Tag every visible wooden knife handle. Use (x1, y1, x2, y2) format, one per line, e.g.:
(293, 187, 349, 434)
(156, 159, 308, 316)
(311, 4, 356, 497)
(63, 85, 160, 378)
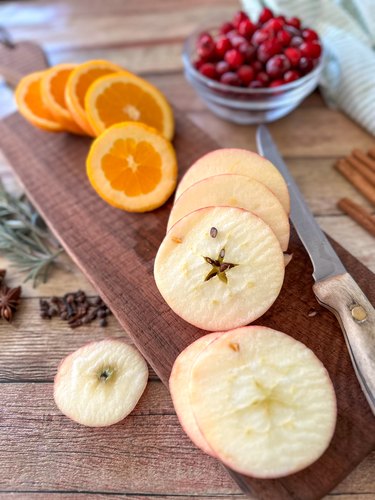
(313, 273, 375, 415)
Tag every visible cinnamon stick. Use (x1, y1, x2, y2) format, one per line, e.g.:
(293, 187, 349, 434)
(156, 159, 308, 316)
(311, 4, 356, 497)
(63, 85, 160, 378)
(346, 156, 375, 186)
(337, 198, 375, 237)
(352, 149, 375, 175)
(368, 147, 375, 161)
(335, 160, 375, 206)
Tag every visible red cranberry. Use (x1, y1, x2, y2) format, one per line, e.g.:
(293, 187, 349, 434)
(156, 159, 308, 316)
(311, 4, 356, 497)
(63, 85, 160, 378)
(291, 36, 303, 47)
(249, 80, 264, 88)
(276, 15, 286, 25)
(263, 18, 284, 33)
(237, 65, 254, 85)
(256, 71, 270, 86)
(284, 70, 300, 83)
(216, 60, 230, 76)
(269, 79, 285, 87)
(230, 35, 247, 48)
(266, 54, 291, 78)
(197, 32, 212, 45)
(259, 7, 273, 24)
(220, 22, 234, 35)
(284, 25, 301, 37)
(238, 18, 255, 38)
(287, 17, 301, 29)
(251, 29, 270, 46)
(199, 62, 217, 79)
(300, 41, 322, 59)
(224, 48, 245, 68)
(220, 71, 241, 86)
(252, 60, 263, 73)
(302, 29, 318, 42)
(257, 39, 282, 63)
(197, 34, 216, 60)
(233, 11, 248, 29)
(194, 59, 204, 70)
(284, 47, 301, 67)
(277, 29, 292, 46)
(215, 36, 232, 57)
(299, 56, 313, 74)
(239, 42, 256, 62)
(226, 29, 239, 40)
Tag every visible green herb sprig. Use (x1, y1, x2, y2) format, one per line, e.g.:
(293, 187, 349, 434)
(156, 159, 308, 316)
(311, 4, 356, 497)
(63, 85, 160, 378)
(0, 181, 63, 287)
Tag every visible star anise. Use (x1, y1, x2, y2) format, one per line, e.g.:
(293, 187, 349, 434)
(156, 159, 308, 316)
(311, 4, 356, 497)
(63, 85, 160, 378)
(0, 284, 22, 322)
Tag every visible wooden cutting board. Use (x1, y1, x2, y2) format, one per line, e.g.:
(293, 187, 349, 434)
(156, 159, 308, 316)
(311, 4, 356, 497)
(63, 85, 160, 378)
(0, 42, 374, 500)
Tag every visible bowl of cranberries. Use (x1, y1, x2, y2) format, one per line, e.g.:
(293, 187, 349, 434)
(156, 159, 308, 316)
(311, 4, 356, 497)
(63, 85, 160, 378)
(183, 9, 323, 124)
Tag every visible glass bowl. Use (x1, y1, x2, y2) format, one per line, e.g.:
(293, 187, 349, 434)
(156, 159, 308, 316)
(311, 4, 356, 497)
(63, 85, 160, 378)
(182, 26, 324, 125)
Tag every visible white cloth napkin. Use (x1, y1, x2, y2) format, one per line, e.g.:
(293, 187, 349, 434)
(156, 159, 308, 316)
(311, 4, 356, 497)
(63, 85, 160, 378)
(242, 0, 375, 136)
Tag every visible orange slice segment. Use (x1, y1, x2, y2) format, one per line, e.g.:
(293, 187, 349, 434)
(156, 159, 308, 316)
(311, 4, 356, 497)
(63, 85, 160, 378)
(86, 122, 177, 212)
(65, 60, 123, 136)
(85, 72, 174, 140)
(40, 63, 87, 135)
(15, 71, 65, 132)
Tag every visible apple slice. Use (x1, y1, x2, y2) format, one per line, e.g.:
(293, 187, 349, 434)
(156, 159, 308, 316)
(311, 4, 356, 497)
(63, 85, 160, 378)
(175, 149, 290, 213)
(169, 333, 220, 456)
(154, 206, 285, 331)
(54, 339, 148, 427)
(168, 174, 290, 251)
(190, 326, 337, 478)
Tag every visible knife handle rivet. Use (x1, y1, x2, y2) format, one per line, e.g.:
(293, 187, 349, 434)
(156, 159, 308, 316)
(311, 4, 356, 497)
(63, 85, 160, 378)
(351, 305, 367, 322)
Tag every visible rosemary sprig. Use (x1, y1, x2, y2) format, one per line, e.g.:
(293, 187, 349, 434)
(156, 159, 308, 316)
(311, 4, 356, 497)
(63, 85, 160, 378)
(0, 181, 64, 287)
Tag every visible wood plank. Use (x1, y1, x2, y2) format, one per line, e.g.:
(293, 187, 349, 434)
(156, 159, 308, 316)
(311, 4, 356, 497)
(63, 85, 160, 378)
(0, 382, 238, 495)
(0, 0, 233, 19)
(0, 496, 244, 499)
(2, 5, 235, 51)
(0, 252, 98, 297)
(0, 298, 159, 381)
(317, 216, 375, 273)
(188, 109, 374, 158)
(0, 383, 373, 498)
(49, 43, 185, 75)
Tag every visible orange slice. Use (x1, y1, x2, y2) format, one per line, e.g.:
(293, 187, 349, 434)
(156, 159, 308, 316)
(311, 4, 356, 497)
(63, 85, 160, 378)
(85, 72, 174, 140)
(15, 71, 65, 132)
(40, 63, 87, 135)
(86, 122, 177, 212)
(65, 60, 122, 136)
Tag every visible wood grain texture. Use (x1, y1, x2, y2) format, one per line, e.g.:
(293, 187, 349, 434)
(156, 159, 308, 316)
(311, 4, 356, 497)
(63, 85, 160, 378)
(0, 383, 238, 495)
(0, 298, 160, 381)
(1, 109, 375, 499)
(0, 1, 374, 497)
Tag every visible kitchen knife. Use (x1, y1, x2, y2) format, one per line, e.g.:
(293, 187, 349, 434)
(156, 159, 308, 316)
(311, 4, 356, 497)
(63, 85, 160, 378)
(256, 125, 375, 416)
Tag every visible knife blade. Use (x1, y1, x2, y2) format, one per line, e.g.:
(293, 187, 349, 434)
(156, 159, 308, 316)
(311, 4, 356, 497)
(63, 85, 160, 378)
(256, 125, 375, 416)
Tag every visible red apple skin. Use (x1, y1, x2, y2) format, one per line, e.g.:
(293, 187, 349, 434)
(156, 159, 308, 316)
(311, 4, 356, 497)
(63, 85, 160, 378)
(175, 148, 290, 214)
(168, 173, 290, 251)
(169, 332, 222, 456)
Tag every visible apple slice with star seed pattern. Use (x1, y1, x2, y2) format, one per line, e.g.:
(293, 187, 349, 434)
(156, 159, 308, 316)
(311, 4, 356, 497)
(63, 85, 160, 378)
(154, 206, 285, 331)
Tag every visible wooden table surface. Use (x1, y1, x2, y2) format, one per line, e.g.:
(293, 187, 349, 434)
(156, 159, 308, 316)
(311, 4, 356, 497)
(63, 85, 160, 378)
(0, 1, 374, 499)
